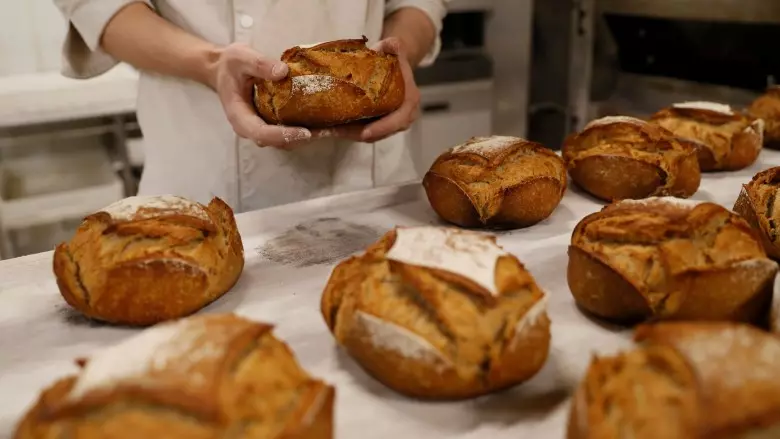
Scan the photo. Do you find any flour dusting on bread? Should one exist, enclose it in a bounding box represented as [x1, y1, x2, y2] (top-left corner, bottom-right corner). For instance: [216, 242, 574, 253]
[102, 195, 209, 222]
[747, 118, 766, 146]
[386, 227, 507, 295]
[615, 196, 705, 209]
[673, 101, 734, 115]
[513, 296, 547, 338]
[292, 75, 336, 95]
[584, 115, 646, 130]
[355, 311, 450, 366]
[451, 136, 520, 156]
[67, 316, 247, 400]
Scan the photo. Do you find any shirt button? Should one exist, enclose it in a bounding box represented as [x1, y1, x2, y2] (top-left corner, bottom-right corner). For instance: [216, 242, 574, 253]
[240, 14, 254, 29]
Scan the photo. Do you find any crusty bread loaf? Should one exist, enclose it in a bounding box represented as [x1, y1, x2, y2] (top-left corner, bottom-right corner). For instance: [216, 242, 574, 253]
[650, 101, 764, 171]
[321, 226, 550, 399]
[567, 197, 777, 324]
[748, 86, 780, 149]
[562, 116, 700, 202]
[422, 136, 566, 229]
[733, 166, 780, 260]
[253, 36, 404, 129]
[53, 195, 244, 326]
[568, 322, 780, 439]
[13, 314, 335, 439]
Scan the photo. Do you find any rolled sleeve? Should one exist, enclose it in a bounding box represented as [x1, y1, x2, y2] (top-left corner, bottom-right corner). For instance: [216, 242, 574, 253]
[384, 0, 448, 67]
[53, 0, 152, 78]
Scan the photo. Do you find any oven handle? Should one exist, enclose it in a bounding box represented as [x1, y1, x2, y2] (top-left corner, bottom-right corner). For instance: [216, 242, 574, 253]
[421, 102, 452, 114]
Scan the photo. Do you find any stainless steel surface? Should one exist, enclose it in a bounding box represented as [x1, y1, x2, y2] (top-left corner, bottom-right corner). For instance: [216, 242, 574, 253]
[567, 0, 596, 132]
[448, 0, 494, 12]
[598, 0, 780, 24]
[486, 0, 534, 137]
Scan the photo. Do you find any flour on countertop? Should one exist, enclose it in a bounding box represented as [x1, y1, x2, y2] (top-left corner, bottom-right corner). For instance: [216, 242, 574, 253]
[584, 116, 646, 130]
[67, 316, 246, 401]
[292, 75, 337, 96]
[356, 310, 450, 366]
[386, 227, 507, 296]
[672, 101, 734, 115]
[258, 218, 382, 267]
[101, 195, 209, 222]
[451, 136, 520, 156]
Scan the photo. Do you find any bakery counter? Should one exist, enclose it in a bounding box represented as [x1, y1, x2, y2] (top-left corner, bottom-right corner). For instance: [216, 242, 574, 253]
[4, 149, 780, 437]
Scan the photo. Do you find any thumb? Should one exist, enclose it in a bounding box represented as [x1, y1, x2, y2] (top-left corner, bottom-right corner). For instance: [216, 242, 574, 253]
[226, 44, 288, 81]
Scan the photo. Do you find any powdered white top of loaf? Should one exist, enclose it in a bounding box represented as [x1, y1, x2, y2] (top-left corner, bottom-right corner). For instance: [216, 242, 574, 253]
[450, 136, 521, 156]
[747, 118, 765, 145]
[67, 315, 247, 400]
[355, 310, 451, 368]
[672, 101, 734, 115]
[583, 115, 646, 130]
[101, 195, 209, 222]
[672, 325, 780, 388]
[292, 75, 336, 95]
[297, 41, 328, 49]
[615, 196, 706, 210]
[386, 227, 508, 296]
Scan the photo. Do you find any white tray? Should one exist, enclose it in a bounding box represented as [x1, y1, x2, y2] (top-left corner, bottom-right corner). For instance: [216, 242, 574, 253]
[1, 150, 780, 438]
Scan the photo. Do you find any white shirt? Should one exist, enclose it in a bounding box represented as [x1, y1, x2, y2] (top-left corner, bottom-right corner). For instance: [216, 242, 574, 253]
[53, 0, 447, 212]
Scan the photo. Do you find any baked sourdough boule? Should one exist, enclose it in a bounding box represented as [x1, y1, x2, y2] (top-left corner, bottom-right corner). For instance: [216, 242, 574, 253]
[253, 36, 404, 129]
[749, 86, 780, 149]
[650, 101, 764, 171]
[567, 322, 780, 439]
[321, 226, 550, 399]
[567, 197, 778, 324]
[53, 195, 244, 326]
[562, 116, 700, 202]
[733, 166, 780, 260]
[422, 136, 567, 229]
[13, 313, 335, 439]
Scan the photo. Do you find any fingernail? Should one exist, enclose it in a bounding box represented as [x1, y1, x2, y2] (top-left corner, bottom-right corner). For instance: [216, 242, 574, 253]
[271, 63, 288, 78]
[361, 129, 372, 140]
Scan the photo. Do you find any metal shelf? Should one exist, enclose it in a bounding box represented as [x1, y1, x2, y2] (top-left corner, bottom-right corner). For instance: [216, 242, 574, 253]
[598, 0, 780, 24]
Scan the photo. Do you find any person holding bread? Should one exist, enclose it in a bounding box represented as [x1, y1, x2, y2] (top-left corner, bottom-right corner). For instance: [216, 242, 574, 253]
[52, 0, 448, 212]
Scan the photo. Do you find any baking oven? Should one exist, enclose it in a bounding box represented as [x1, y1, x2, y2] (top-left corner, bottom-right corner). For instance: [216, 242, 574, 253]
[528, 0, 780, 148]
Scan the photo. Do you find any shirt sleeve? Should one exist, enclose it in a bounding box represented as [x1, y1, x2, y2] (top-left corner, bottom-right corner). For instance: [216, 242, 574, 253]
[53, 0, 153, 78]
[384, 0, 449, 68]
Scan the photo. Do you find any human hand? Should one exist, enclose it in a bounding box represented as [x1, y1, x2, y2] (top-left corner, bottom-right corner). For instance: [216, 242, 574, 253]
[211, 43, 311, 149]
[312, 37, 421, 143]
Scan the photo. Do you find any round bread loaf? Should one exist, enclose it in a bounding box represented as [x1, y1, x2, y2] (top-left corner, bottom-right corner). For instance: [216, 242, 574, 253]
[567, 322, 780, 439]
[567, 197, 778, 324]
[733, 166, 780, 260]
[53, 195, 244, 326]
[13, 313, 335, 439]
[253, 36, 404, 129]
[320, 226, 550, 399]
[422, 136, 566, 229]
[562, 116, 700, 202]
[650, 101, 764, 171]
[748, 86, 780, 149]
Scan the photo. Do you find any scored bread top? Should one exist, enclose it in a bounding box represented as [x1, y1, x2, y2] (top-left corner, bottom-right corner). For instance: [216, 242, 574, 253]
[100, 195, 210, 223]
[634, 323, 780, 436]
[67, 314, 262, 403]
[583, 115, 647, 130]
[672, 101, 735, 115]
[385, 227, 508, 296]
[571, 197, 776, 313]
[449, 136, 524, 158]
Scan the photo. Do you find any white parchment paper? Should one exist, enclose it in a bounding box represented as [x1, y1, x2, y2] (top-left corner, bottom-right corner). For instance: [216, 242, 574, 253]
[3, 151, 780, 438]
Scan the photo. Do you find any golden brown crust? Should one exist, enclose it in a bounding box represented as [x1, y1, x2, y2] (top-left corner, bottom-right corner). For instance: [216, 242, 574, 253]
[650, 104, 764, 171]
[52, 196, 245, 326]
[567, 197, 778, 324]
[13, 314, 335, 439]
[749, 86, 780, 150]
[569, 322, 780, 439]
[423, 136, 567, 229]
[733, 166, 780, 260]
[320, 227, 551, 399]
[563, 116, 701, 202]
[253, 36, 404, 129]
